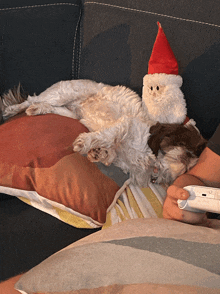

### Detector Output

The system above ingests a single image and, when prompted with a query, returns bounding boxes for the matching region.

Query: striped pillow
[15,218,220,294]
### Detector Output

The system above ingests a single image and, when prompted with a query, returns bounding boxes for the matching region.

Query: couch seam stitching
[0,2,81,80]
[84,1,220,28]
[72,7,82,79]
[0,3,79,11]
[77,9,84,78]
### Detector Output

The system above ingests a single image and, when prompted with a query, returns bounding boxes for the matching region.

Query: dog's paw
[25,103,53,116]
[87,147,116,166]
[73,133,91,154]
[25,104,40,116]
[87,148,108,162]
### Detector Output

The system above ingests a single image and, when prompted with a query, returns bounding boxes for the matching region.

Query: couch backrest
[1,0,220,138]
[0,0,82,95]
[79,0,220,139]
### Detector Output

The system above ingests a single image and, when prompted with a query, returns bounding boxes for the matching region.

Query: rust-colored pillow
[0,114,120,228]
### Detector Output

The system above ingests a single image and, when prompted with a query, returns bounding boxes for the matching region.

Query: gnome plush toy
[142,22,187,124]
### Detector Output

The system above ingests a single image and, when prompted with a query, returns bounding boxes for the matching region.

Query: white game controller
[177,185,220,213]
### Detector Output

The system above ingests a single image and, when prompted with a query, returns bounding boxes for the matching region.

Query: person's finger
[163,195,184,220]
[163,190,208,225]
[166,185,190,200]
[163,204,184,220]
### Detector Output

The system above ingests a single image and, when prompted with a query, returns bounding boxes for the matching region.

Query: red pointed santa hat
[143,22,189,125]
[148,22,178,75]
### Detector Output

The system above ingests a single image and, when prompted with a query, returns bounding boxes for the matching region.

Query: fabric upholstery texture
[0,0,82,95]
[15,218,220,294]
[0,113,166,230]
[0,196,100,282]
[103,180,166,229]
[0,114,120,227]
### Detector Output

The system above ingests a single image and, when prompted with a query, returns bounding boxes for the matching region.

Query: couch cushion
[15,218,220,293]
[0,195,100,282]
[0,114,120,228]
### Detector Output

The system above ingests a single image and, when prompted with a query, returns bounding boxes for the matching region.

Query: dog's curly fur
[148,122,207,184]
[1,80,207,187]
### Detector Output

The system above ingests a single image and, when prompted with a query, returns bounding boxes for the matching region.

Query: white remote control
[177,185,220,213]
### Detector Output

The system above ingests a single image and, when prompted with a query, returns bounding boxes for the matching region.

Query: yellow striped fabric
[16,180,167,230]
[102,182,167,229]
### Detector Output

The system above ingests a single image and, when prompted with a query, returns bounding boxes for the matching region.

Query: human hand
[163,185,210,226]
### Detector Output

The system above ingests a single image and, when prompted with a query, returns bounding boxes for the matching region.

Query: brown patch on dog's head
[148,122,207,157]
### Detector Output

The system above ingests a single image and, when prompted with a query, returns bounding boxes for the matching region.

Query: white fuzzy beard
[142,73,187,124]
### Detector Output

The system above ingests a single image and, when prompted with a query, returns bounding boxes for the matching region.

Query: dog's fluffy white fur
[2,79,206,187]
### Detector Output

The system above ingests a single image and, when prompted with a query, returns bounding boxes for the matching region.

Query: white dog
[3,79,206,187]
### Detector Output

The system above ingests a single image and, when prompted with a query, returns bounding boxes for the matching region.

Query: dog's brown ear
[185,123,208,157]
[196,138,207,157]
[148,122,164,156]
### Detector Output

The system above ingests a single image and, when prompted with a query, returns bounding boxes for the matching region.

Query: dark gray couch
[1,0,220,282]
